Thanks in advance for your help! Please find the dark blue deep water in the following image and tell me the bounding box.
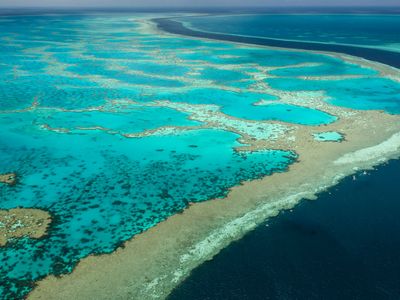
[156,14,400,68]
[169,159,400,300]
[180,14,400,53]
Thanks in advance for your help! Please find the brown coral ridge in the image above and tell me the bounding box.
[0,208,52,246]
[0,173,17,186]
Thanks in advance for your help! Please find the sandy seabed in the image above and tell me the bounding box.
[27,17,400,300]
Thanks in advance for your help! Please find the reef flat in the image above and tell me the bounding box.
[0,13,399,299]
[0,208,51,247]
[0,173,17,186]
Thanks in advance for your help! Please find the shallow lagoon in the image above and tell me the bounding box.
[1,14,400,299]
[269,59,377,77]
[267,77,400,114]
[313,131,344,142]
[150,88,336,125]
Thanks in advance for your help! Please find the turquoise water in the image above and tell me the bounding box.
[176,46,358,69]
[197,67,249,83]
[270,59,377,77]
[0,123,295,297]
[180,14,400,53]
[38,106,201,133]
[267,77,400,113]
[149,88,336,125]
[313,131,344,142]
[1,14,400,299]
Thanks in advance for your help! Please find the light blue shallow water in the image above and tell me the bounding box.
[313,131,344,142]
[149,88,336,125]
[0,123,295,297]
[176,46,356,68]
[267,77,400,113]
[1,14,400,299]
[38,106,201,133]
[269,59,377,77]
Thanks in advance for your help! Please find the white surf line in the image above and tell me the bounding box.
[144,131,400,299]
[335,132,400,165]
[165,188,336,292]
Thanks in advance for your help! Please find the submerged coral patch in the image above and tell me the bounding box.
[313,131,344,142]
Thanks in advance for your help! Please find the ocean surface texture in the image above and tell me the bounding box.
[181,14,400,53]
[169,159,400,300]
[0,13,399,299]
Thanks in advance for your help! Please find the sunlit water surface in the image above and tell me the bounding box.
[0,14,400,299]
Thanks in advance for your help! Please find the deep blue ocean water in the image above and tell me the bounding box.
[169,159,400,300]
[158,14,400,68]
[180,14,400,53]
